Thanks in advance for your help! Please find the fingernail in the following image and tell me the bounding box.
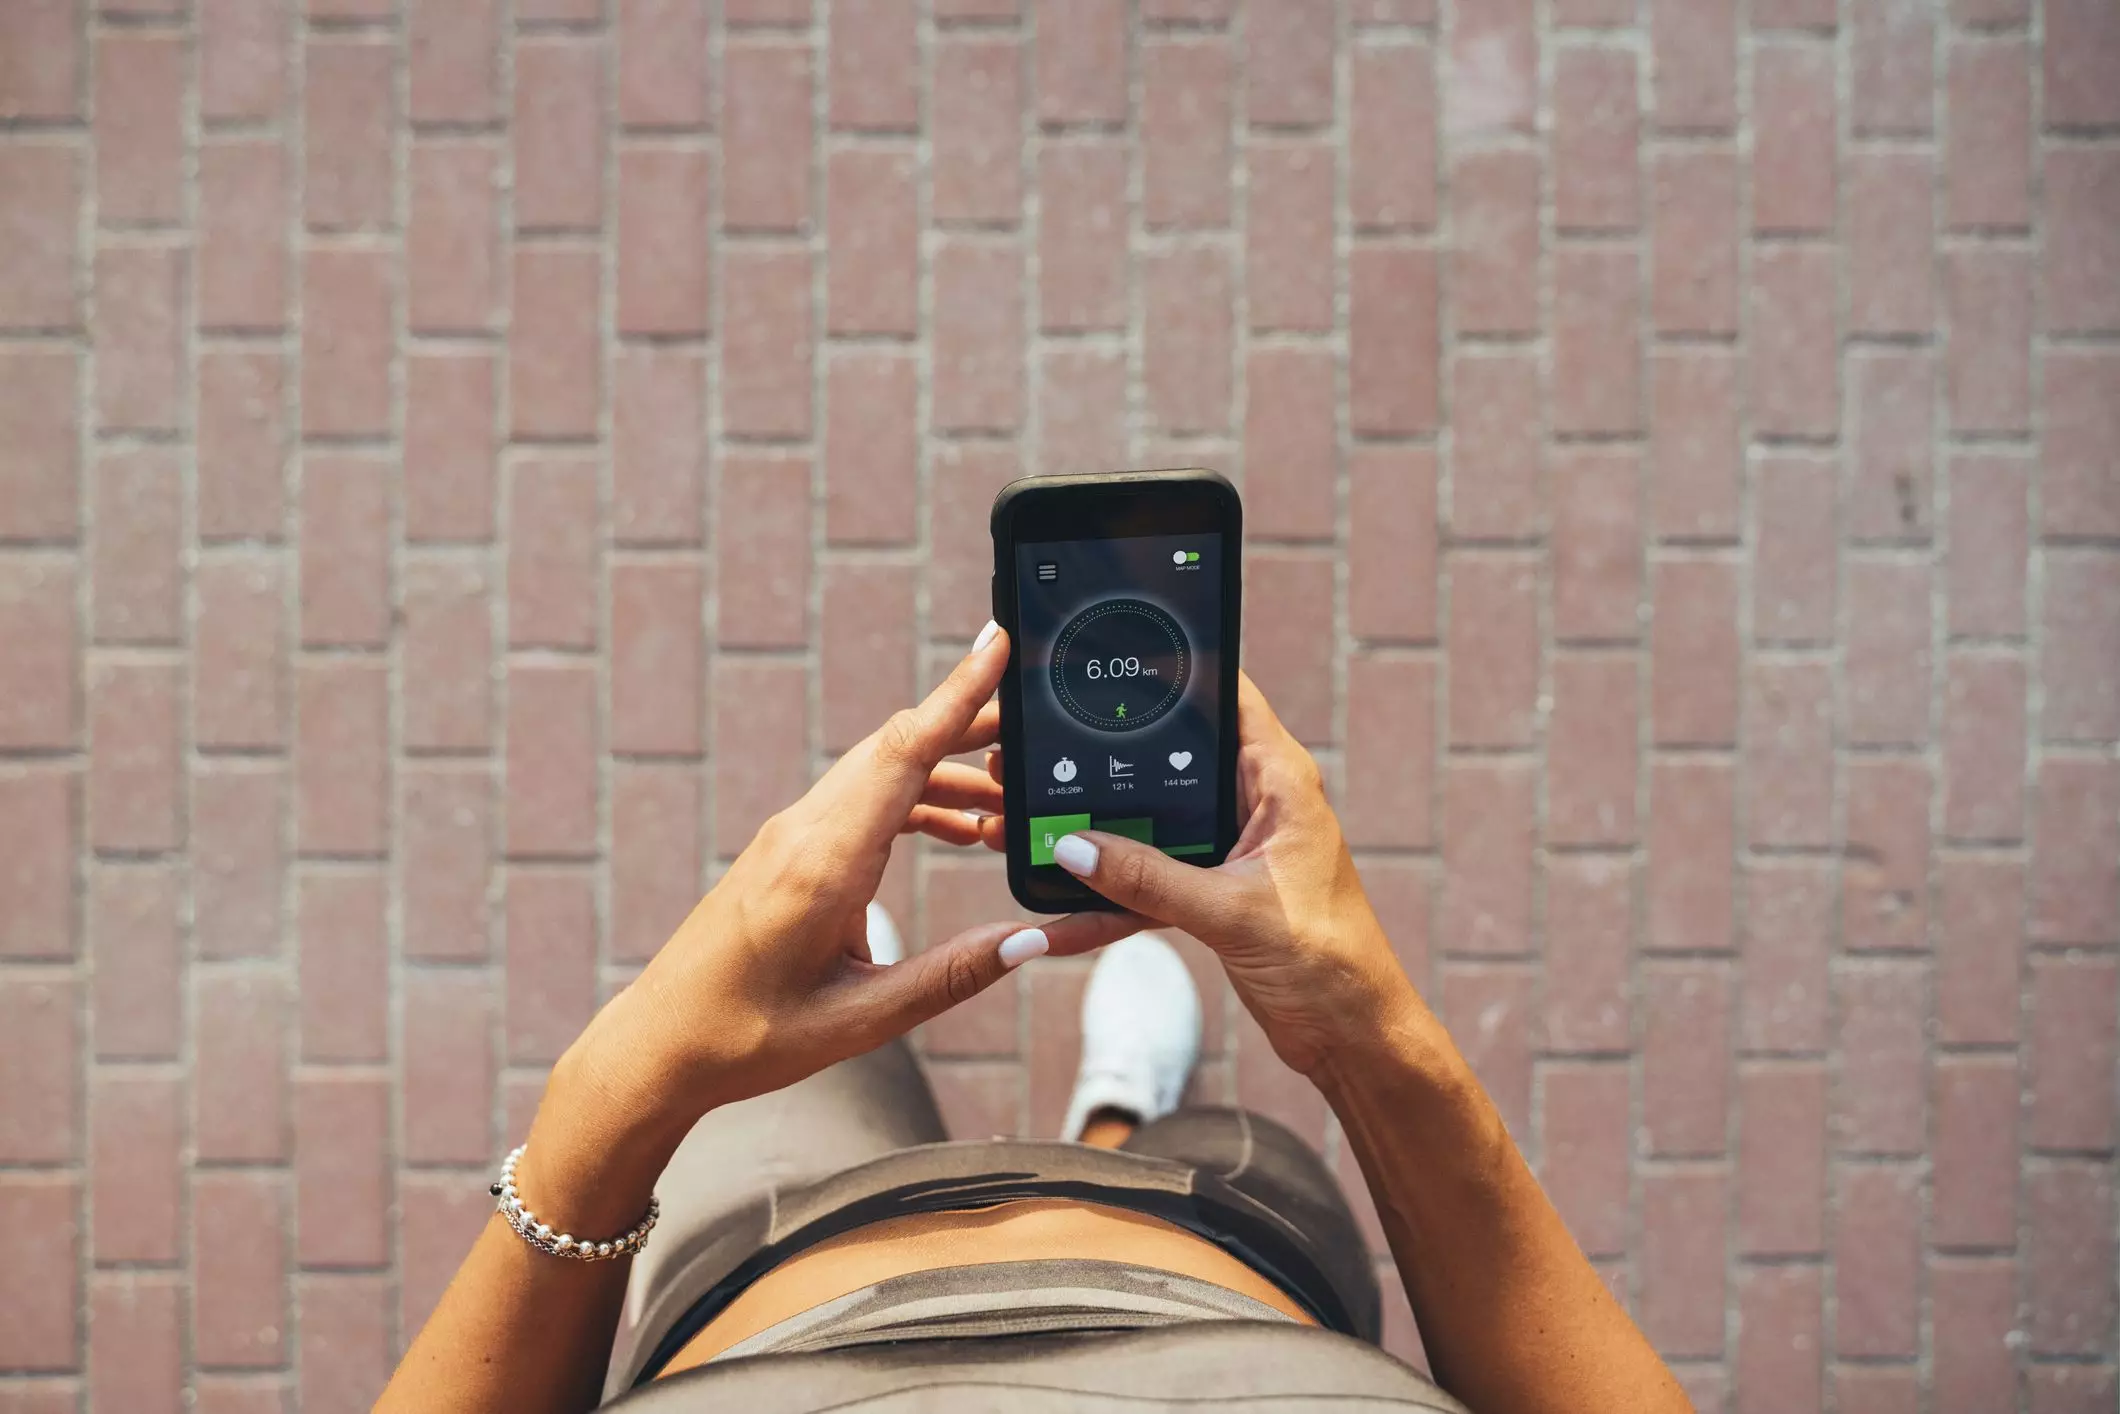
[998,927,1048,968]
[972,620,1001,653]
[1052,834,1098,876]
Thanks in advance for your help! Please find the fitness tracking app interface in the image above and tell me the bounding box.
[1015,531,1224,866]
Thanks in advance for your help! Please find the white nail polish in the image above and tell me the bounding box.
[973,619,1001,653]
[998,928,1049,967]
[1052,834,1098,876]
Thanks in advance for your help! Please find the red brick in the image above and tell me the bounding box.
[1834,1366,1920,1414]
[398,1173,492,1346]
[1143,245,1232,434]
[716,451,810,649]
[1447,0,1533,135]
[830,0,918,132]
[1835,962,1927,1154]
[95,35,184,226]
[300,249,392,439]
[88,661,180,855]
[196,351,286,542]
[1937,857,2022,1047]
[1547,654,1638,848]
[506,458,599,651]
[0,348,77,540]
[1738,1062,1826,1255]
[505,868,599,1063]
[1038,143,1128,331]
[1947,40,2032,231]
[1932,1053,2020,1248]
[1241,347,1335,541]
[619,0,709,128]
[1449,150,1539,335]
[405,352,498,543]
[1931,1257,2019,1414]
[1349,446,1438,644]
[196,554,287,751]
[1550,446,1639,645]
[1844,559,1930,747]
[919,856,1022,1057]
[1248,143,1334,332]
[2029,954,2118,1152]
[612,762,702,963]
[1439,962,1533,1137]
[0,0,81,120]
[401,764,491,962]
[193,1171,287,1367]
[404,969,497,1165]
[1750,245,1837,439]
[723,42,812,232]
[1650,556,1738,747]
[0,143,80,332]
[509,247,602,440]
[90,449,180,646]
[1752,455,1835,644]
[2044,553,2120,743]
[1351,246,1438,434]
[294,1074,390,1269]
[822,563,917,752]
[299,453,391,649]
[1351,44,1436,232]
[1943,653,2025,841]
[1441,759,1536,957]
[1847,152,1934,338]
[610,561,704,757]
[1539,1061,1630,1256]
[90,1273,182,1414]
[2043,350,2120,539]
[88,1073,179,1264]
[94,243,184,433]
[614,348,706,546]
[1341,654,1435,851]
[2048,0,2120,128]
[1639,1167,1726,1359]
[2031,757,2120,945]
[192,764,286,961]
[1834,1162,1921,1357]
[935,239,1026,432]
[1735,1264,1822,1413]
[1649,150,1738,336]
[505,663,599,860]
[938,0,1019,19]
[194,970,287,1163]
[1647,759,1735,954]
[934,38,1021,223]
[514,39,604,233]
[1650,0,1735,132]
[0,558,76,750]
[1446,552,1538,747]
[409,140,501,335]
[1448,349,1542,541]
[1035,0,1127,126]
[305,39,394,232]
[2030,1366,2120,1414]
[409,0,499,124]
[0,769,76,961]
[1540,856,1633,1055]
[2027,1162,2114,1355]
[1744,659,1832,849]
[825,148,916,337]
[1649,349,1740,543]
[297,869,388,1063]
[1553,247,1640,436]
[1643,963,1732,1157]
[726,0,811,20]
[1036,347,1127,479]
[0,979,76,1163]
[1853,355,1938,546]
[1945,453,2027,639]
[297,1275,392,1413]
[713,659,809,854]
[722,249,813,438]
[0,1173,77,1369]
[1243,550,1335,743]
[1553,48,1638,232]
[401,557,491,753]
[1752,44,1835,233]
[87,868,177,1058]
[2046,149,2120,335]
[928,443,1021,638]
[1849,0,1932,135]
[1842,758,1930,954]
[1247,0,1334,128]
[295,659,388,857]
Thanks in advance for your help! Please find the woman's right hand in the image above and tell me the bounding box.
[1037,672,1425,1080]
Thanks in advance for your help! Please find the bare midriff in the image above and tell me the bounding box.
[654,1197,1314,1378]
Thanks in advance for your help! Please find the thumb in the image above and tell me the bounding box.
[1049,830,1249,940]
[844,921,1050,1039]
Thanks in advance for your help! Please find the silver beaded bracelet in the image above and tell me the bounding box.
[489,1143,659,1261]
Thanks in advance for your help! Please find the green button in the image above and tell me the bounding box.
[1160,842,1214,857]
[1028,813,1092,866]
[1093,817,1154,845]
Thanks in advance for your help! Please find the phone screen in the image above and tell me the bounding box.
[1012,530,1226,867]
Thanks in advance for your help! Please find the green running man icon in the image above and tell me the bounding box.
[1115,703,1127,719]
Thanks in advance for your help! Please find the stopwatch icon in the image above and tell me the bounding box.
[1052,757,1078,782]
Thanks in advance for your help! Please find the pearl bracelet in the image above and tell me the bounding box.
[489,1144,660,1261]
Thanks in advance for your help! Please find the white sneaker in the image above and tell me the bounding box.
[865,901,906,966]
[1059,931,1202,1142]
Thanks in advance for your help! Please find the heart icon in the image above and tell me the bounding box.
[1168,752,1193,771]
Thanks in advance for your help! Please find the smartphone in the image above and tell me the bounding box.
[989,470,1243,913]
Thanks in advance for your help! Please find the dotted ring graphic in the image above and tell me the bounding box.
[1049,598,1191,733]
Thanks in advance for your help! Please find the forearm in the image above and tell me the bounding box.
[1318,991,1686,1414]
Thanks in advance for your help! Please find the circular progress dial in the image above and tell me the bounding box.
[1049,598,1191,733]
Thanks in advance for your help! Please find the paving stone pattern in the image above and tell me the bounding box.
[1,0,2117,1408]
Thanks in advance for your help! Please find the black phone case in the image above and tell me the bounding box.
[989,469,1244,914]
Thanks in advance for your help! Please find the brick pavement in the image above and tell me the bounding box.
[1,0,2117,1409]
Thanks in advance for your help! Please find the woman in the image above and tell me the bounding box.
[379,625,1687,1412]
